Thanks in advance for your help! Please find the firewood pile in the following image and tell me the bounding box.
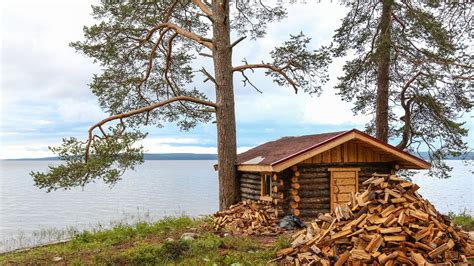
[275,174,474,265]
[213,200,281,235]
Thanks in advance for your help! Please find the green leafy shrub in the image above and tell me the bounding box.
[448,210,474,231]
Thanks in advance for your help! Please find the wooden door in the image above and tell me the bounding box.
[329,168,360,210]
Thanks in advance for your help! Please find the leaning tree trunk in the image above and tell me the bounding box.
[212,0,240,210]
[375,0,393,143]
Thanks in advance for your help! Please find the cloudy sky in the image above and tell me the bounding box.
[0,0,472,159]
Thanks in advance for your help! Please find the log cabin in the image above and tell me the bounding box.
[235,129,431,218]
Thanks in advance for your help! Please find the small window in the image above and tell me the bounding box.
[261,174,271,196]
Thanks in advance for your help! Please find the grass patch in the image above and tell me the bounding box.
[448,210,474,231]
[0,215,290,265]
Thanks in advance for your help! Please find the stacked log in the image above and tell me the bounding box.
[271,173,285,202]
[357,165,391,191]
[297,166,331,216]
[213,200,281,236]
[239,172,261,201]
[289,166,301,216]
[274,174,474,265]
[271,173,286,217]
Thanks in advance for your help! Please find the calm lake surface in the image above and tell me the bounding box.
[0,160,472,251]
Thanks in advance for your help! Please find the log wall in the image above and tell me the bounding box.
[238,163,394,218]
[239,172,261,201]
[293,165,331,217]
[280,162,394,218]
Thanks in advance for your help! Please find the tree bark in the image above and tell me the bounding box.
[212,0,239,210]
[375,0,393,143]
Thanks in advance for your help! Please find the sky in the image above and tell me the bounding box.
[0,0,472,159]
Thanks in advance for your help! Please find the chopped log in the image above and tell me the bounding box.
[334,250,350,266]
[365,234,383,253]
[289,195,301,202]
[331,229,352,240]
[379,251,399,264]
[379,227,402,234]
[277,247,294,257]
[290,201,299,209]
[272,174,278,181]
[350,249,371,260]
[383,235,406,242]
[291,183,301,189]
[213,200,281,236]
[292,209,301,216]
[428,239,454,259]
[411,252,427,266]
[408,209,429,222]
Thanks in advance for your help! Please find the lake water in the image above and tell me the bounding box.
[0,160,472,252]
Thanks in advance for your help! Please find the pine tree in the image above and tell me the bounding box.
[31,0,329,209]
[332,0,473,178]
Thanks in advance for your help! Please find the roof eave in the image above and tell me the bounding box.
[237,164,273,172]
[234,129,431,173]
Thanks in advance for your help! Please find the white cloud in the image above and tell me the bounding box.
[1,1,98,103]
[141,144,252,155]
[2,0,469,159]
[301,91,371,125]
[141,137,201,146]
[142,144,216,154]
[231,2,367,127]
[56,99,105,123]
[0,142,55,159]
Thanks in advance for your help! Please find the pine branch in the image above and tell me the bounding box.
[85,96,217,161]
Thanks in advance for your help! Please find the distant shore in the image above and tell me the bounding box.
[2,153,218,161]
[3,152,474,161]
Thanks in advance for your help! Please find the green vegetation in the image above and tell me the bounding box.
[449,210,474,231]
[0,216,291,265]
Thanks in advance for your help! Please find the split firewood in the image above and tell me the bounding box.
[213,200,281,235]
[275,173,474,265]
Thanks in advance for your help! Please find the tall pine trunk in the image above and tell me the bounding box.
[375,0,393,143]
[212,0,239,210]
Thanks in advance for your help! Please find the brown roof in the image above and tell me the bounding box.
[236,129,431,170]
[237,131,347,165]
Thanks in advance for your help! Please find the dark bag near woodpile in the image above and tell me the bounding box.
[280,214,306,230]
[274,174,474,265]
[213,200,281,235]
